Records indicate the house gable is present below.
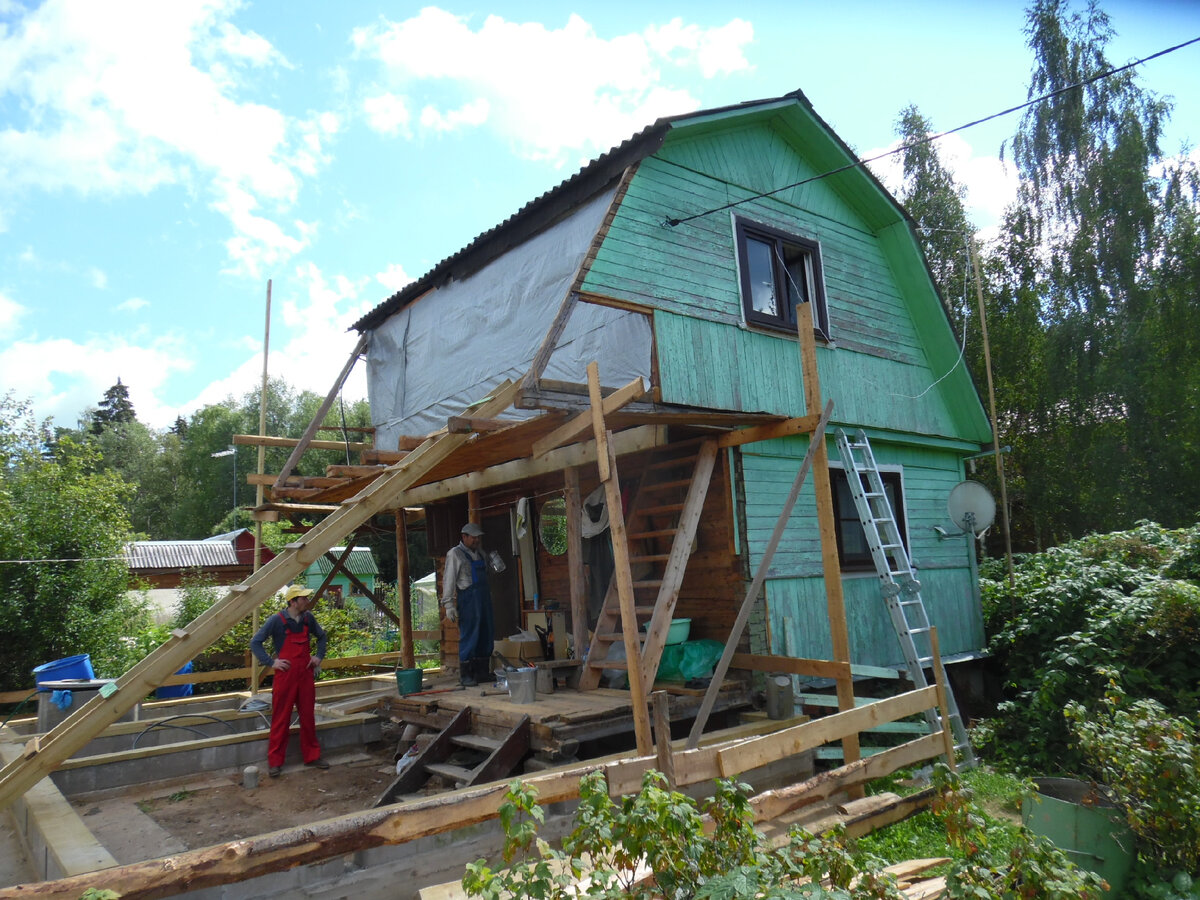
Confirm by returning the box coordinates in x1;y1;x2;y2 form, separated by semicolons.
582;100;990;444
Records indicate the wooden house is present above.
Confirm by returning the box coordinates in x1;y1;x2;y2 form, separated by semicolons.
350;88;991;680
301;545;380;608
0;90;990;898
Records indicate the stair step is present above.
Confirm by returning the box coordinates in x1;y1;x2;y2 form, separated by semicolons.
450;734;501;752
594;631;646;643
644;454;699;472
588;658;628;670
641;478;692;492
638;503;685;516
424;762;476;783
630;554;670;563
633;579;663;589
628;528;679;540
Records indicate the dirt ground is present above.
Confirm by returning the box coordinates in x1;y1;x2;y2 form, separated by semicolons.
72;727;407;862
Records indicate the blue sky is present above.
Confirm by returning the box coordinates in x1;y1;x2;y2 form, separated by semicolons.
1;0;1197;430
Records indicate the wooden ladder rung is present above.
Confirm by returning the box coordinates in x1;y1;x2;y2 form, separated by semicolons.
628;529;678;540
633;579;663;589
629;554;670;563
640;479;692;492
588;658;628;670
637;503;685;516
594;631;646;643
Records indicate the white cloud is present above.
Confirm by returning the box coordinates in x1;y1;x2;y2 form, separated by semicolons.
866;132;1018;232
363;92;412;137
0;0;333;276
116;296;149;313
89;266;108;289
375;262;414;293
0;331;192;429
0;291;25;330
188;262;373;414
353;9;754;163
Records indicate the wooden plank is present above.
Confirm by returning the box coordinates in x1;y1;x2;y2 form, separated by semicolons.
716;686;938;777
588;364;652;757
399;424;665;507
0;381;521;813
563;467;587;672
652;691;676;789
274;333;368;488
729;653;851;681
445;416;520;435
376;707;472;805
530;376;648;458
522;291;581;393
930;627;958;771
234;434;372;452
796;299;860;775
396;510;414;669
639;440;717;686
716;413;823;448
686;400;833;749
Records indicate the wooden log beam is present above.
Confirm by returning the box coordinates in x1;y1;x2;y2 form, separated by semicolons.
729;653;852;682
445;416;521;435
530;376;648;458
396;510;413;669
563;467;587;673
0;380;521;812
234;434;372;453
716;413;822;448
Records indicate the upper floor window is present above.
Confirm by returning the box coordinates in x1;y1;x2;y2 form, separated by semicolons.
735;218;830;339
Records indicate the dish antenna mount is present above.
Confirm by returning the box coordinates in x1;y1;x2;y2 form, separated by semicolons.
947;481;996;536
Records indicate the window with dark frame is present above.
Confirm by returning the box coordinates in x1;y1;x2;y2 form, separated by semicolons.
831;467;907;572
735;218;830;339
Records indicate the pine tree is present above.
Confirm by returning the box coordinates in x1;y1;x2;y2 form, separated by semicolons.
91;379;137;434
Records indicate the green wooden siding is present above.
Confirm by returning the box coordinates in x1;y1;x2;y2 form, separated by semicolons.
741;436;985;664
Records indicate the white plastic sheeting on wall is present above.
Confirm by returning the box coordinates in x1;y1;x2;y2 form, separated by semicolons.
366;187;653;448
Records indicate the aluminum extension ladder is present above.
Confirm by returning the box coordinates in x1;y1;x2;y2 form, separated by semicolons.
834;428;976;767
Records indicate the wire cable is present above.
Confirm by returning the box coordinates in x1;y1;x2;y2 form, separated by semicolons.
665;34;1200;228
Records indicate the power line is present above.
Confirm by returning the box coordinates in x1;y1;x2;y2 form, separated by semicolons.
665;34;1200;228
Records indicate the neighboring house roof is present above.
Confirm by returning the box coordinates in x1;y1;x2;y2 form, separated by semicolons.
351;88;922;334
204;529;250;543
126;541;241;571
306;547;380;578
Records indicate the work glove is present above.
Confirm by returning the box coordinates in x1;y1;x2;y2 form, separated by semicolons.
444;603;458;623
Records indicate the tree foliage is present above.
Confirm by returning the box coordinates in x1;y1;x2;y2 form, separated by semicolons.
0;402;147;689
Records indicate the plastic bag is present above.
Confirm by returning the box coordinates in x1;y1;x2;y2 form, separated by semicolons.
656;640;723;682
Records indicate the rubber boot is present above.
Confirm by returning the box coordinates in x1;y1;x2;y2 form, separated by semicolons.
474;658;494;685
459;659;477;687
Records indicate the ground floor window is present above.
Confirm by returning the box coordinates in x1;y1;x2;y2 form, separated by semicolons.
831;467;906;572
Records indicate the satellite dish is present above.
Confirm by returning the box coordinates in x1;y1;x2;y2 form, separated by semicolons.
947;481;996;535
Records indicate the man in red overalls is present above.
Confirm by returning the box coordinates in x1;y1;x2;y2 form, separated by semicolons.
250;585;329;777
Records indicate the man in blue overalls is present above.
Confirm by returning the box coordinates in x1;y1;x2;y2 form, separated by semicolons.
441;522;494;686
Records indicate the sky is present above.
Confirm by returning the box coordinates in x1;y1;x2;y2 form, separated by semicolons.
1;0;1198;431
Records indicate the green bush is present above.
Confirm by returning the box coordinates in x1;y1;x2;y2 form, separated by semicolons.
977;521;1200;772
1067;687;1200;878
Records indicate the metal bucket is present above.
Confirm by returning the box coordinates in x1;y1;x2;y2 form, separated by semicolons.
507;668;536;704
1022;778;1134;898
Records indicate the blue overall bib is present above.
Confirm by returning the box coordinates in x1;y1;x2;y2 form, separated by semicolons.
456;548;494;665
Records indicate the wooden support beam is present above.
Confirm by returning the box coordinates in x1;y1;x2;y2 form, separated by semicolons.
587;363;652;757
530;376;648;458
563;467;587;671
325;553;405;631
273;333;368;489
0;380;521;812
445;416;520;435
653;691;676;789
716;413;823;448
396;510;413;669
929;627;958;772
686;400;833;749
234;434;371;453
729;653;852;682
796;300;860;775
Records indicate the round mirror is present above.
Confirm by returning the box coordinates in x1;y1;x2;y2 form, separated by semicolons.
539;496;568;555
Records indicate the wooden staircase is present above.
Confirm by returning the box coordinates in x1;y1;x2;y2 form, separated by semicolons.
374;707;531;807
579;439;718;692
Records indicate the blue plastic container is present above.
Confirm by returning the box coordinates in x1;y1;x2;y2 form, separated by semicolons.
155;661;194;699
32;654;95;688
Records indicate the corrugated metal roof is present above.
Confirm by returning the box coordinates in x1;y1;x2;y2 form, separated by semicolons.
126;541;240;570
204;529;250;543
307;547;379;577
